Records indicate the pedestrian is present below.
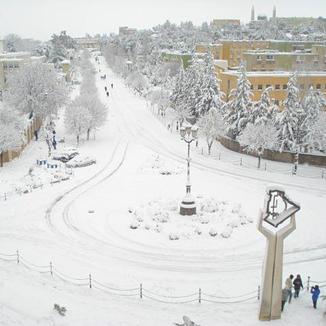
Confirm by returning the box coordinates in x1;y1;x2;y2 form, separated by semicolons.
293;274;304;298
106;91;109;97
34;129;38;141
104;86;107;92
311;285;320;309
281;288;289;312
111;83;113;88
52;135;57;150
176;121;179;131
285;274;294;303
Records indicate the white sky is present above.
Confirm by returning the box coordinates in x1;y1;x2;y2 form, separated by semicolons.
0;0;325;41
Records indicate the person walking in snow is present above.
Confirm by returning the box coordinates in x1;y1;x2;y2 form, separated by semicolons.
104;86;107;92
106;91;109;97
281;288;289;312
111;83;113;88
311;285;320;309
285;274;294;303
293;274;304;298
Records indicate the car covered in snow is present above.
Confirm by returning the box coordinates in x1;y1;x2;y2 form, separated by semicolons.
52;148;79;163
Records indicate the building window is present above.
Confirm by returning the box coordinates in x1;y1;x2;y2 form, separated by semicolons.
250;84;254;90
316;84;321;89
227;80;231;90
300;84;305;90
283;84;287;89
257;55;262;61
275;84;280;90
266;55;275;61
258;84;263;90
266;84;271;89
274;100;279;105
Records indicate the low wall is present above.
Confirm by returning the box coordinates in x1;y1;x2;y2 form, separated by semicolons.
219;136;326;167
1;117;42;166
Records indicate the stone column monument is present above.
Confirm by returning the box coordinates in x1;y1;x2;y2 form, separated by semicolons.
258;187;300;321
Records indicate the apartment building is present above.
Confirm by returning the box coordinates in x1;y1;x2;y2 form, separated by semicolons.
74;37;100;50
218;40;270;68
220;70;326;105
243;50;321;72
195;43;223;60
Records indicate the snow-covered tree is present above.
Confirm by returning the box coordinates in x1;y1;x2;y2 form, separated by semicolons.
126;71;149;94
198;108;226;154
249;87;276;125
64;99;91;145
309;111;326;152
224;62;253;139
195;54;224;117
170;69;192;124
4;34;23;52
275;73;303;152
77;94;108;140
0;103;25;167
5;62;68;119
301;87;324;151
49;31;76;65
238;122;278;169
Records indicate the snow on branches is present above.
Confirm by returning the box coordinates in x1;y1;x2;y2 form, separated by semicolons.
224;62;253;139
65;51;108;144
238;122;278;168
0;103;25;166
198;108;226;155
5;62;68;120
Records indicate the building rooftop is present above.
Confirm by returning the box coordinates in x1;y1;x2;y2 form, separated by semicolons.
222;70;326;77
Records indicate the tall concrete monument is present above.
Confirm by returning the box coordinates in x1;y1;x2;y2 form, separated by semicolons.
258;187;300;321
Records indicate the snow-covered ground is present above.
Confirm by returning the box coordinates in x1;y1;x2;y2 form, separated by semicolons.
0;55;325;325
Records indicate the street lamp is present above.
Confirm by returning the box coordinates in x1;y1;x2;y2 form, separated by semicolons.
179;124;198;216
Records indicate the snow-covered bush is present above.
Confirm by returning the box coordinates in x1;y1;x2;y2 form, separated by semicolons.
221;226;233;238
209;228;218;237
169;232;180;240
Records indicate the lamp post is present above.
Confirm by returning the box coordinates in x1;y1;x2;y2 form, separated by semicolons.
179;124;198;216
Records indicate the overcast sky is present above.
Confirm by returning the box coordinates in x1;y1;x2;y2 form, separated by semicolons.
0;0;325;41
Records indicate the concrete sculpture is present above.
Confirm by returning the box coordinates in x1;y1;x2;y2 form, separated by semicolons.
258;187;300;321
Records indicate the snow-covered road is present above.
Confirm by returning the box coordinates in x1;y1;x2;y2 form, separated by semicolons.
0;55;325;325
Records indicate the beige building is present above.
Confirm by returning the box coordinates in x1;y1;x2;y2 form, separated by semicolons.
74;37;100;50
195;43;223;60
220;70;326;105
219;40;271;68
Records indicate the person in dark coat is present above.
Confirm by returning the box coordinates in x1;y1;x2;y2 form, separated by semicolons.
293;274;304;298
111;83;113;88
106;91;109;97
104;86;107;92
311;285;320;309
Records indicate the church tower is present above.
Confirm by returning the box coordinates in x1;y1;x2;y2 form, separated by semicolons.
251;5;255;21
273;5;276;19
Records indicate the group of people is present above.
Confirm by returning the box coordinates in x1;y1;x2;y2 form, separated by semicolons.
282;274;321;312
104;83;114;97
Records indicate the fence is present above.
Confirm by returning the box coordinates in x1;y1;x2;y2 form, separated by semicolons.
0;250;262;305
202;150;326;179
148;109;326;180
